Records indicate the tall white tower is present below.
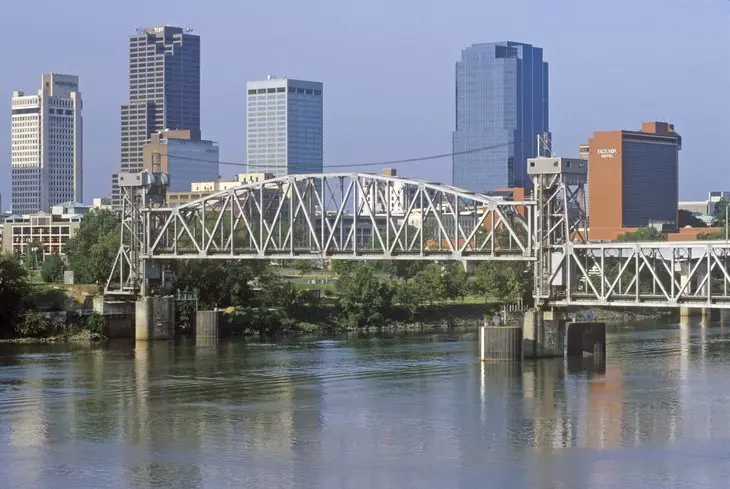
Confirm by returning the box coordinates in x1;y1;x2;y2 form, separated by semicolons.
11;74;82;213
246;76;323;176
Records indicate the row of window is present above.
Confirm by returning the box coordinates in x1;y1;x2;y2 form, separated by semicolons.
247;87;322;95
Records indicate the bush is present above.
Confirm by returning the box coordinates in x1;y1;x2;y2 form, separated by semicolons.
16;312;55;338
40;254;66;283
85;312;106;335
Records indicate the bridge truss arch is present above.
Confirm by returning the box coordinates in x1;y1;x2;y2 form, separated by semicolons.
106;172;534;295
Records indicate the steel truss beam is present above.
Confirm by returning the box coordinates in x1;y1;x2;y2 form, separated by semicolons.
550;242;730;309
142;173;535;262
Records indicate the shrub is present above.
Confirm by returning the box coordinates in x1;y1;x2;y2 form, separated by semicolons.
85;312;106;335
16;312;55;338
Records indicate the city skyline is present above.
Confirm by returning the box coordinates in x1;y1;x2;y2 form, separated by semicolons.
0;0;726;206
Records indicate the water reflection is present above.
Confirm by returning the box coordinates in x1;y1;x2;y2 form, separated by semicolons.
3;324;730;487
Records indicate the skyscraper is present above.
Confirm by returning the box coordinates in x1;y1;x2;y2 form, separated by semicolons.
453;42;549;194
246;76;323;176
11;74;82;213
113;26;200;207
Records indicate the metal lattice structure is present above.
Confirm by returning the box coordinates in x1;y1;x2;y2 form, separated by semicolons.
552;242;730;309
105;173;534;295
105;163;730;310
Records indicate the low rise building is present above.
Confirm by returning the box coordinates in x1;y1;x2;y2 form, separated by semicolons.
1;201;91;257
166;172;275;206
143;129;219;193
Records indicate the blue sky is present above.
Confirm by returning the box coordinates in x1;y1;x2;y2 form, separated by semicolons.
0;0;727;206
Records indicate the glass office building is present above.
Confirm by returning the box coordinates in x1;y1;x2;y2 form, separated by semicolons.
246;76;323;176
112;26;201;208
453;42;549;193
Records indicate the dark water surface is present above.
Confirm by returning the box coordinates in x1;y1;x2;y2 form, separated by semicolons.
2;318;730;488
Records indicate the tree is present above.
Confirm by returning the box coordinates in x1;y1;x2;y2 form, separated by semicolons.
713;198;730;226
410;263;445;305
172;260;259;309
294;260;314;275
336;264;394;329
472;262;524;304
616;227;665;242
65;209;121;285
678;209;706;228
0;254;30;337
40;254;67;283
443;262;468;301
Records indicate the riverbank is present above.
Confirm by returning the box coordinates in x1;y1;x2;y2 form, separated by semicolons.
0;329;104;344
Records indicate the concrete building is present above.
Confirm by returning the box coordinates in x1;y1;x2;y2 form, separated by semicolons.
112;26;201;207
583;122;682;240
246;76;323;176
2;201;91;257
453;42;549;193
358;169;412;216
166;172;275;206
142;129;219;192
11;74;82;214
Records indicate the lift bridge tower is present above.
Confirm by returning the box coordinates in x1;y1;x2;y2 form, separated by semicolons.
528;156;588;305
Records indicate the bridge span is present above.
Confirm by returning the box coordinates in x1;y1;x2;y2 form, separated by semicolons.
104;158;730;310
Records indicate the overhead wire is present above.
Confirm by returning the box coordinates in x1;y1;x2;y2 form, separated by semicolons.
153;141;514;170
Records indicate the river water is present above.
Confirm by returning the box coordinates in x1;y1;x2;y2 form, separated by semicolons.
1;318;730;488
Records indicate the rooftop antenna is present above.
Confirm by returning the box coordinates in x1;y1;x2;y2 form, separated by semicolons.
537;132;553;157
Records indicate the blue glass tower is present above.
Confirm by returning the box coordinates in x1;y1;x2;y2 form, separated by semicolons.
453;42;549;193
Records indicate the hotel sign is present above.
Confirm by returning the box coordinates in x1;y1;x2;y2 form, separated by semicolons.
597;148;617;159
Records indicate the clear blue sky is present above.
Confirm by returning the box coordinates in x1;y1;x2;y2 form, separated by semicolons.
0;0;727;206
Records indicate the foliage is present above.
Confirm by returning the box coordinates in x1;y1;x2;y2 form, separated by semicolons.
616;227;665;242
411;263;445;305
472;262;525;303
294;260;314;275
172;260;261;309
336;264;394;329
40;254;67;283
697;230;725;241
677;209;706;228
176;298;197;333
442;262;468;301
379;261;427;282
85;312;106;335
65;209;121;284
16;312;55;338
0;254;30;337
330;260;358;276
712;198;730;226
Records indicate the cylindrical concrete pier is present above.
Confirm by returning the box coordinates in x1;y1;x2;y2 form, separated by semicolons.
479;325;522;361
195;310;220;347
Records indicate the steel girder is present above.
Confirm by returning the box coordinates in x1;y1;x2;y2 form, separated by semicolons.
550;242;730;309
141;173;535;262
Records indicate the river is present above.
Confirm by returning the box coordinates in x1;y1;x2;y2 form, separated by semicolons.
1;318;730;488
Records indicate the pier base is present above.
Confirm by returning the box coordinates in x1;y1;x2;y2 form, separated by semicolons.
523;309;566;359
135;296;175;341
565;322;606;358
479;325;522;361
195;310;220;347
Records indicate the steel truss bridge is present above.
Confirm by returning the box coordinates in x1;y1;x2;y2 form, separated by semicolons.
106;159;730;309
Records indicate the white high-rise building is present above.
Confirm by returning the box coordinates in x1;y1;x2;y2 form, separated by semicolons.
11;74;82;213
246;76;323;176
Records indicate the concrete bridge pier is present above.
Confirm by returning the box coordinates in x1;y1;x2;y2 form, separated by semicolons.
195;310;220;347
135;296;175;341
523;309;566;359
